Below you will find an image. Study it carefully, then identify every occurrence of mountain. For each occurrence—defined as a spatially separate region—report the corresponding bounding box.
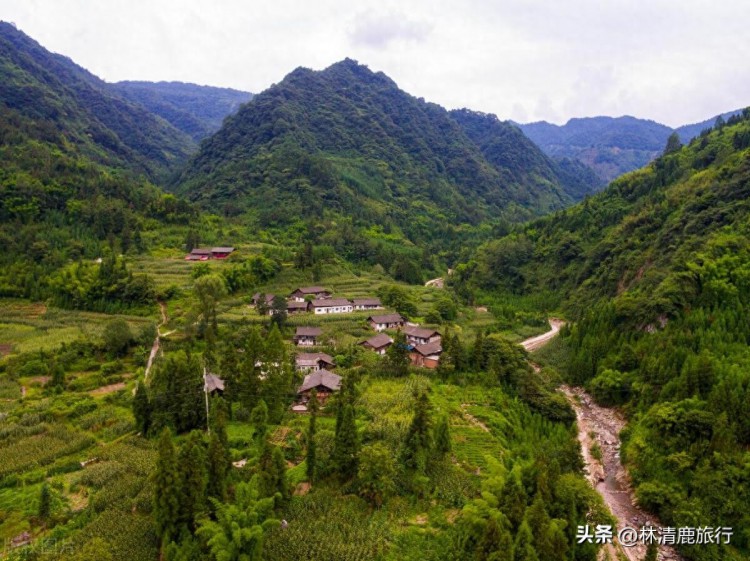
[449,109,603,201]
[111,81,253,142]
[0,21,198,303]
[519,110,747,184]
[457,109,750,560]
[0,21,196,180]
[174,59,592,269]
[518,116,672,182]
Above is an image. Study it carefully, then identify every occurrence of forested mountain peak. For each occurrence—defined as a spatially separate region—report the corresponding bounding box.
[174,58,597,272]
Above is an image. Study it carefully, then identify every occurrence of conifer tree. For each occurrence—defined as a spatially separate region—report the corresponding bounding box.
[269,295,288,329]
[239,327,264,410]
[250,400,269,443]
[513,520,539,561]
[401,391,433,473]
[332,403,359,479]
[500,471,528,531]
[263,325,292,422]
[153,428,181,543]
[306,390,319,483]
[132,380,151,435]
[178,430,208,530]
[258,442,289,504]
[433,413,451,457]
[207,400,230,500]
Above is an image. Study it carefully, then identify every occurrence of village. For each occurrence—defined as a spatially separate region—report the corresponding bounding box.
[264,285,443,413]
[188,262,447,414]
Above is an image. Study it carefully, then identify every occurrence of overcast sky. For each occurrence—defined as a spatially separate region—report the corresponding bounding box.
[2,0,749,127]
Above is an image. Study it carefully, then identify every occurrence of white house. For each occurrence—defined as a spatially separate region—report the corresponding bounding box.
[311,298,353,315]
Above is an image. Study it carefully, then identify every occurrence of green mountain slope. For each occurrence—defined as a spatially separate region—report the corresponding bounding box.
[0,21,196,180]
[451,109,603,200]
[0,23,200,307]
[457,109,750,560]
[174,60,588,262]
[111,81,253,142]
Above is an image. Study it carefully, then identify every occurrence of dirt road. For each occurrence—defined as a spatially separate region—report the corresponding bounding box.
[521,318,565,351]
[520,324,683,561]
[144,301,168,381]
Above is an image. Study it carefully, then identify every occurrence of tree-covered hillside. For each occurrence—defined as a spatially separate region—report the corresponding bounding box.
[174,59,591,269]
[0,22,205,310]
[456,109,750,560]
[112,81,253,142]
[451,109,603,201]
[0,22,196,180]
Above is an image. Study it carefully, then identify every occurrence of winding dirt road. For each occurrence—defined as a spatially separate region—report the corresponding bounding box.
[521,318,565,351]
[520,322,682,561]
[144,301,168,381]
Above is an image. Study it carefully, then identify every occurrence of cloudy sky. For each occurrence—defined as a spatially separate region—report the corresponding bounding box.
[2,0,749,127]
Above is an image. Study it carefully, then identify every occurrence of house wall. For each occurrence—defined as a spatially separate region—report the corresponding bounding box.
[314,305,353,314]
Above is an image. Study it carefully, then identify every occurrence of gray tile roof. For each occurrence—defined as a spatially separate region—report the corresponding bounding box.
[368,313,405,324]
[361,333,393,349]
[295,327,323,337]
[298,369,342,393]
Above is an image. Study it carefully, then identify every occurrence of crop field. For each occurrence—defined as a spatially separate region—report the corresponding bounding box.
[0,299,155,355]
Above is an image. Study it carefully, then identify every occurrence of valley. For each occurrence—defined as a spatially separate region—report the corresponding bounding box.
[0,17,748,561]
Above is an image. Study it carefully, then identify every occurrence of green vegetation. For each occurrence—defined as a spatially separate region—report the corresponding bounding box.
[173,59,597,274]
[112,81,253,142]
[461,109,750,560]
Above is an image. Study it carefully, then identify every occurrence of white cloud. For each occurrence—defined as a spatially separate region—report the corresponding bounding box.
[1,0,749,127]
[349,11,431,49]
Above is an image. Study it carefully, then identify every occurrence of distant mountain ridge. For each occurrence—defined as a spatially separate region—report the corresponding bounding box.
[111,81,253,142]
[518,110,744,182]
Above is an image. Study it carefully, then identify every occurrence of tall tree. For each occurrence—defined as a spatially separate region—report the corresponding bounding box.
[262,325,291,423]
[332,404,359,480]
[433,413,452,457]
[193,274,227,337]
[38,482,51,522]
[306,390,319,483]
[257,442,289,505]
[250,400,269,443]
[269,295,288,329]
[400,391,433,473]
[178,430,208,530]
[132,380,151,435]
[513,520,539,561]
[207,400,230,501]
[357,442,396,507]
[153,428,182,543]
[663,132,683,155]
